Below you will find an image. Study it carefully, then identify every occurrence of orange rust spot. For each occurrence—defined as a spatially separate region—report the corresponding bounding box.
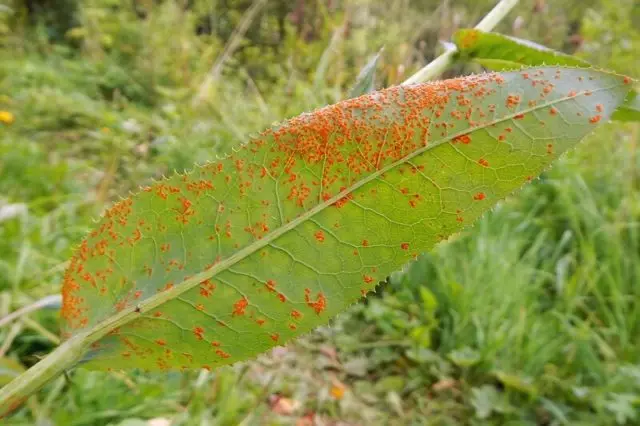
[362,239,369,247]
[514,113,525,120]
[270,333,280,342]
[473,192,486,201]
[333,191,354,208]
[623,76,632,84]
[314,230,325,242]
[211,341,220,347]
[291,310,302,319]
[363,275,374,284]
[400,243,409,250]
[596,104,604,112]
[232,296,249,316]
[200,279,216,297]
[452,134,471,144]
[265,279,276,292]
[193,326,205,340]
[277,292,287,303]
[478,158,489,167]
[216,349,230,359]
[304,289,327,314]
[549,107,558,116]
[155,339,166,346]
[589,115,601,124]
[506,94,521,108]
[459,29,479,48]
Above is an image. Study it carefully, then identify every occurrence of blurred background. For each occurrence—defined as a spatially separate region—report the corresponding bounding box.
[0,0,639,424]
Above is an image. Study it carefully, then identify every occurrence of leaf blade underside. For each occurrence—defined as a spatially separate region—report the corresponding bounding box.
[61,67,633,371]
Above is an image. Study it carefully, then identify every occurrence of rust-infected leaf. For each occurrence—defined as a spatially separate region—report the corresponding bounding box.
[60,67,633,372]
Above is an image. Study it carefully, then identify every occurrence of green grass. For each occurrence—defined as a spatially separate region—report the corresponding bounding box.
[1,0,639,424]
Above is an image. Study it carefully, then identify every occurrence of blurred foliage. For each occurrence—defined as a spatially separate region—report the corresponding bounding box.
[0,0,639,424]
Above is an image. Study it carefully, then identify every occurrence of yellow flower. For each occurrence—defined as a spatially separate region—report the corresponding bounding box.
[0,111,14,125]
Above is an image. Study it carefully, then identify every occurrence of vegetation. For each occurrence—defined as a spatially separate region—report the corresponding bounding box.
[0,0,638,424]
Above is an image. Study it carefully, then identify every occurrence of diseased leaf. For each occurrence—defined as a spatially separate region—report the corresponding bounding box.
[348,49,383,99]
[60,67,633,372]
[453,29,639,123]
[453,29,590,71]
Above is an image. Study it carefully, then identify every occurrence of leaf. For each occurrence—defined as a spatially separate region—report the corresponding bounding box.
[348,49,383,99]
[448,347,481,368]
[453,29,639,123]
[0,358,25,387]
[603,393,639,424]
[453,29,590,71]
[60,67,633,372]
[611,90,640,122]
[493,371,537,396]
[471,385,513,419]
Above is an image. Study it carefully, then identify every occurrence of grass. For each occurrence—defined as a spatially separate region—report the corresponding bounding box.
[1,0,639,424]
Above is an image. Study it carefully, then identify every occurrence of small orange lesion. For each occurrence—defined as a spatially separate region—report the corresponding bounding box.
[232,296,249,316]
[304,289,327,314]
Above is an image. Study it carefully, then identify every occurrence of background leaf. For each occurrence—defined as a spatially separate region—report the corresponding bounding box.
[348,49,383,99]
[61,67,633,372]
[453,29,590,70]
[453,29,638,123]
[611,90,640,122]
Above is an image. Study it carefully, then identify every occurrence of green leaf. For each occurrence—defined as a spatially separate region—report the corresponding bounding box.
[471,385,513,419]
[60,67,633,372]
[453,29,590,71]
[452,29,639,123]
[493,371,537,396]
[603,393,639,424]
[448,347,481,368]
[611,90,640,122]
[348,49,383,99]
[0,358,25,388]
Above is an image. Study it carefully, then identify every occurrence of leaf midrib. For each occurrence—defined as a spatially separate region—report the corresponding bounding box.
[81,77,624,345]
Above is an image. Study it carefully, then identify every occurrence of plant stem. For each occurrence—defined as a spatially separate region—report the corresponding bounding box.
[402,0,520,85]
[0,333,89,417]
[0,295,62,329]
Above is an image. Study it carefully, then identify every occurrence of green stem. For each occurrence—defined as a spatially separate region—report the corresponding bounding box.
[0,333,89,417]
[402,0,520,85]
